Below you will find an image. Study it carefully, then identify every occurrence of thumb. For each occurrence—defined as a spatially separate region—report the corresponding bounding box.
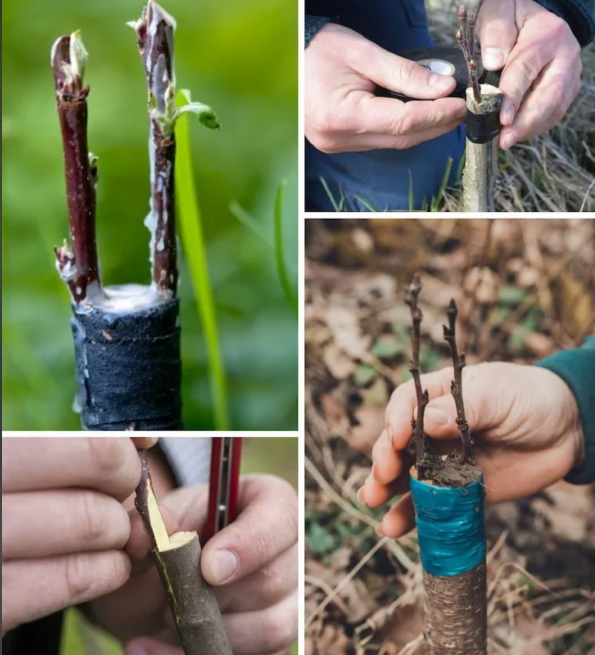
[358,45,456,99]
[476,0,518,71]
[422,388,487,439]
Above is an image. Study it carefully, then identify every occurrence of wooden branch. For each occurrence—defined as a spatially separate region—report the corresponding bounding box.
[135,451,232,655]
[52,32,100,303]
[405,275,429,477]
[423,564,487,655]
[443,299,474,460]
[462,84,503,212]
[131,1,178,296]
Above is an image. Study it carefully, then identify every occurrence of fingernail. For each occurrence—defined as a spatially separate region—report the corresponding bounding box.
[372,463,380,480]
[500,99,516,127]
[429,73,453,90]
[375,525,385,537]
[482,47,506,70]
[208,550,238,584]
[357,487,366,503]
[424,407,450,426]
[501,130,518,150]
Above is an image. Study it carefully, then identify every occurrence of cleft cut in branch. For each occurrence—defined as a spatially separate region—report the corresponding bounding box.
[135,450,232,655]
[131,1,178,296]
[52,32,100,303]
[443,299,474,460]
[405,274,429,475]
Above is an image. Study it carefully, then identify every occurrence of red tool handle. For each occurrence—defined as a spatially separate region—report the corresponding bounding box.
[203,437,242,543]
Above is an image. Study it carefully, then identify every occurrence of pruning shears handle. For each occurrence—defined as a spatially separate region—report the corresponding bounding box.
[203,437,243,543]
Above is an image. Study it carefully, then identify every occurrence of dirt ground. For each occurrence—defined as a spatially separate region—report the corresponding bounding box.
[305,219,595,655]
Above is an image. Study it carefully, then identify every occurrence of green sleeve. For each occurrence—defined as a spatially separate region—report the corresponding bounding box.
[537,336,595,485]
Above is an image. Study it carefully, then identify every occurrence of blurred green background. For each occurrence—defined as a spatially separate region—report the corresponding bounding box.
[60,436,299,655]
[2,0,298,431]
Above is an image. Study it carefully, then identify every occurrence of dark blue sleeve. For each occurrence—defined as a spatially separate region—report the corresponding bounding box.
[527,0,593,45]
[537,337,595,485]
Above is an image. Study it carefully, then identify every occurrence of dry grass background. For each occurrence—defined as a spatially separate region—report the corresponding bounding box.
[305,219,595,655]
[427,0,595,213]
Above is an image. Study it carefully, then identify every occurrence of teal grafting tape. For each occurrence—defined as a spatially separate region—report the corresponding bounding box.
[410,474,486,577]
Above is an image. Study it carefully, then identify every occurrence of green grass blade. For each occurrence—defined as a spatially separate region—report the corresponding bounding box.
[431,156,453,212]
[274,180,298,316]
[319,176,342,212]
[229,201,273,246]
[353,193,381,212]
[175,92,230,431]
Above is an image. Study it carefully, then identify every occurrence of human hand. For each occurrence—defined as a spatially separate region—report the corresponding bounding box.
[359,363,583,538]
[476,0,582,149]
[305,23,467,153]
[89,475,298,655]
[1,437,155,635]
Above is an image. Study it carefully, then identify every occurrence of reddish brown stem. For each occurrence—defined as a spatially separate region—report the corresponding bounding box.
[52,34,100,303]
[132,1,178,296]
[405,274,429,476]
[443,299,474,459]
[457,5,481,103]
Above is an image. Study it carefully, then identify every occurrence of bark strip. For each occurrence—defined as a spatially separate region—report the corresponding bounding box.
[135,451,232,655]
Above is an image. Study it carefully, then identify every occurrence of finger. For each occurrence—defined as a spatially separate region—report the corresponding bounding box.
[498,39,553,127]
[476,0,517,71]
[357,44,457,99]
[215,545,297,614]
[131,437,159,450]
[2,437,142,501]
[201,476,297,586]
[2,490,131,560]
[360,474,410,509]
[223,591,297,655]
[2,551,130,633]
[361,95,466,137]
[126,502,180,564]
[343,118,464,152]
[126,639,182,655]
[500,59,580,148]
[379,493,416,538]
[371,430,401,483]
[385,368,456,448]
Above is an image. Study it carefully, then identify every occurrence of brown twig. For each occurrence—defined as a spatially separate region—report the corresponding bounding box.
[405,275,429,476]
[52,32,100,303]
[456,5,481,103]
[131,1,178,296]
[443,299,474,460]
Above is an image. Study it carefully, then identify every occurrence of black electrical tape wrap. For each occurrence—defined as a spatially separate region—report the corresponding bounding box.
[71,298,182,430]
[375,46,482,102]
[466,108,500,144]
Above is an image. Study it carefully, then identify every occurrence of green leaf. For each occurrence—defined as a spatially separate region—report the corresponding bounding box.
[371,334,404,360]
[307,523,337,555]
[175,90,230,430]
[499,285,526,306]
[176,100,220,131]
[354,364,377,386]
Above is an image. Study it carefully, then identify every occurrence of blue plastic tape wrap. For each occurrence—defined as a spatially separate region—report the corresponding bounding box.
[410,474,486,577]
